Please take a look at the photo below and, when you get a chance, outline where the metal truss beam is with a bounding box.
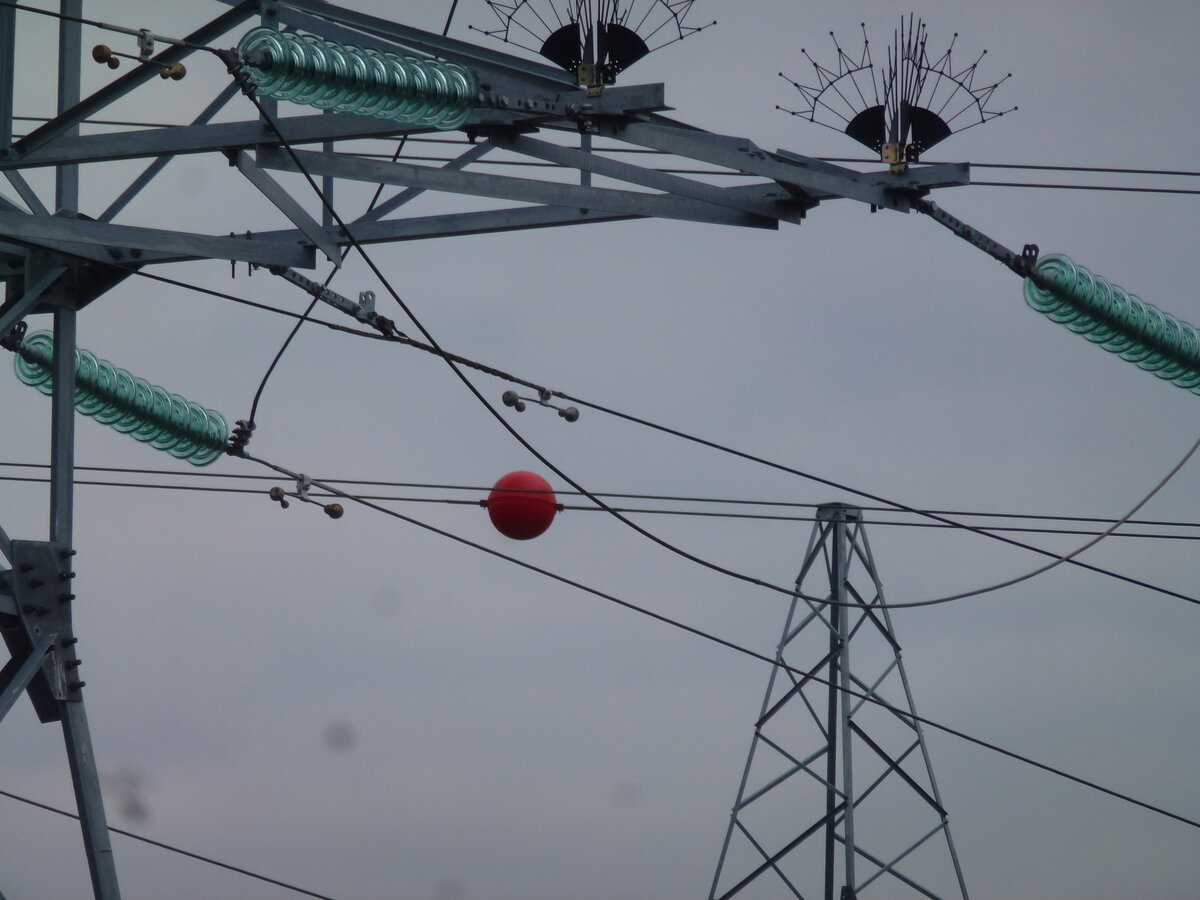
[0,210,315,268]
[358,142,494,223]
[605,120,969,211]
[0,264,66,336]
[232,151,341,262]
[257,147,779,229]
[100,83,242,223]
[488,132,812,223]
[261,204,638,247]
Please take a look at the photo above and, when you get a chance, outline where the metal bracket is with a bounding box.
[1,540,80,722]
[266,266,401,336]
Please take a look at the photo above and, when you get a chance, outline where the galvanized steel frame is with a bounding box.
[708,504,969,900]
[0,3,971,897]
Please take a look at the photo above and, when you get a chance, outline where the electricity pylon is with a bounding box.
[709,503,969,900]
[0,3,973,896]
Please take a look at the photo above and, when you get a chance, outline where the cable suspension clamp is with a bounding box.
[502,389,579,422]
[266,267,403,338]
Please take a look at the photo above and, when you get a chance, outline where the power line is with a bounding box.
[18,237,1199,609]
[5,470,1200,542]
[164,78,1200,613]
[239,450,1200,834]
[9,237,1200,608]
[972,181,1200,196]
[4,460,1200,528]
[5,31,1196,612]
[0,789,340,900]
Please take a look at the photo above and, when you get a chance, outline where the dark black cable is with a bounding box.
[242,127,414,440]
[132,268,380,337]
[11,47,1195,611]
[245,292,321,426]
[219,65,834,607]
[239,452,1200,834]
[443,0,460,36]
[555,395,1200,608]
[972,181,1200,196]
[0,789,339,900]
[8,237,1200,608]
[5,461,1200,530]
[6,472,1200,542]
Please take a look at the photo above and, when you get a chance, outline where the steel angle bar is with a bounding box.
[14,2,257,159]
[0,632,57,725]
[4,109,528,173]
[847,739,921,812]
[730,821,807,900]
[846,657,901,718]
[357,142,493,224]
[489,132,810,223]
[0,0,13,149]
[717,807,841,900]
[604,120,958,211]
[233,151,340,262]
[258,147,778,228]
[4,172,48,215]
[101,83,241,223]
[737,746,830,809]
[0,211,314,268]
[848,721,945,815]
[756,734,838,792]
[758,647,839,727]
[0,522,11,563]
[200,204,636,248]
[842,825,946,898]
[0,264,66,336]
[776,150,971,196]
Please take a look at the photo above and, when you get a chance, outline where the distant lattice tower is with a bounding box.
[780,16,1014,168]
[709,504,969,900]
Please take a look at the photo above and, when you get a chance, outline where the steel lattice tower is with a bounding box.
[709,504,969,900]
[0,3,975,895]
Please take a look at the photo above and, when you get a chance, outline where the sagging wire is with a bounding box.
[4,23,1194,611]
[211,46,831,606]
[238,450,1200,834]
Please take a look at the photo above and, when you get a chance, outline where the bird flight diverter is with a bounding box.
[236,27,478,130]
[12,330,229,466]
[484,471,560,540]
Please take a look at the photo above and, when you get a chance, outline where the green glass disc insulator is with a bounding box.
[237,26,477,131]
[10,331,229,466]
[110,377,152,434]
[12,331,55,390]
[1024,253,1200,396]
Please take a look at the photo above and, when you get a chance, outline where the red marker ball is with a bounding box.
[486,471,559,540]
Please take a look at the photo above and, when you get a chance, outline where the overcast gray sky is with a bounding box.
[3,1,1200,898]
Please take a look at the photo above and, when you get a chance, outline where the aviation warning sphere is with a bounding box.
[485,471,560,540]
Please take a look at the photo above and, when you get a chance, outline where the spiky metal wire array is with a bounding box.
[780,16,1014,160]
[474,0,713,82]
